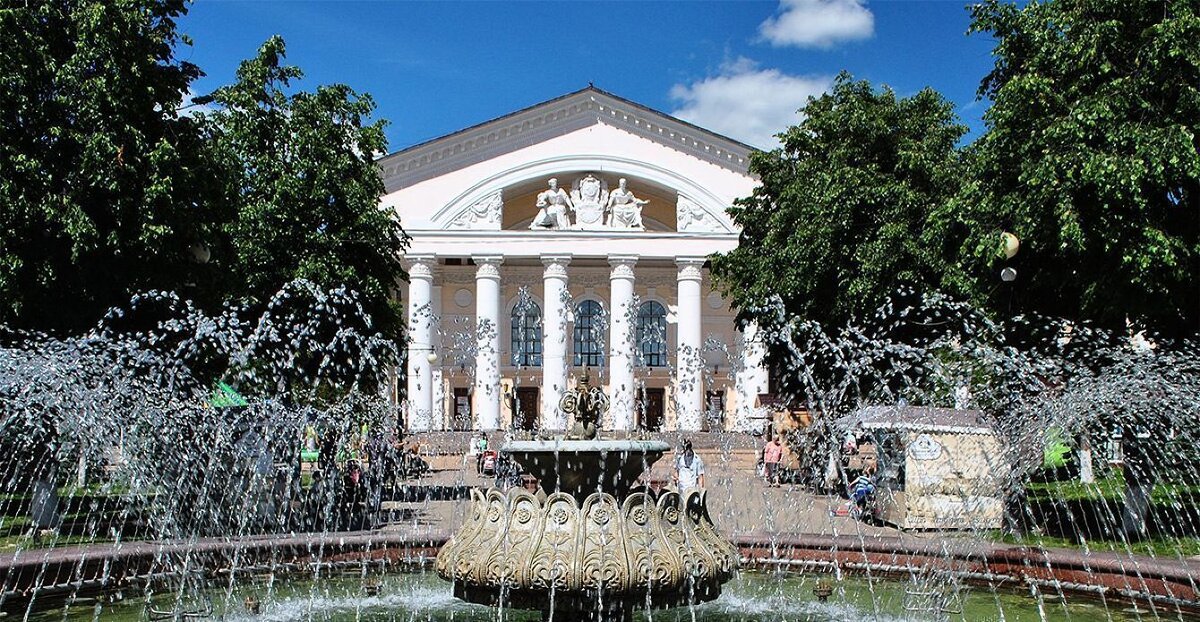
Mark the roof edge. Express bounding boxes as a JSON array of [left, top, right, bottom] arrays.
[[376, 86, 756, 191]]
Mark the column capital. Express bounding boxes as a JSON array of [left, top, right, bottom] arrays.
[[404, 254, 437, 280], [541, 254, 572, 279], [676, 256, 705, 282], [472, 255, 504, 280], [608, 254, 638, 280]]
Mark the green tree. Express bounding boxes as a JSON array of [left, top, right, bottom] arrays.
[[0, 0, 223, 335], [199, 36, 408, 340], [962, 0, 1199, 336], [711, 74, 975, 333]]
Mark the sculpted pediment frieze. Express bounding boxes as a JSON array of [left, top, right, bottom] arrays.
[[439, 173, 736, 234], [530, 174, 650, 232]]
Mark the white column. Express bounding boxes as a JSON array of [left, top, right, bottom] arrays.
[[473, 255, 504, 430], [608, 255, 638, 431], [736, 321, 771, 431], [675, 258, 705, 431], [404, 254, 436, 432], [541, 254, 571, 430]]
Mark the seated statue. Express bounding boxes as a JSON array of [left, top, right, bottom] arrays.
[[530, 178, 573, 230], [606, 178, 648, 229]]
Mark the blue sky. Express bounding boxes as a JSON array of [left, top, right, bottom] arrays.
[[181, 1, 1000, 151]]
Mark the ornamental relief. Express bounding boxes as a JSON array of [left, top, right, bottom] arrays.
[[449, 190, 504, 230], [435, 488, 734, 603], [676, 195, 728, 233]]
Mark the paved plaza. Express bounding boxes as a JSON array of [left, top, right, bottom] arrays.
[[378, 447, 914, 545]]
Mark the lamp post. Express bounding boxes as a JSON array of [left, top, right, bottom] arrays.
[[404, 345, 439, 431], [1000, 232, 1020, 313]]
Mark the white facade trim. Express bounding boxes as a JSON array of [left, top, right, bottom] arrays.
[[429, 154, 738, 233]]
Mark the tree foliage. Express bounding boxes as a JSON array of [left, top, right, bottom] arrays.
[[0, 3, 408, 351], [711, 74, 975, 333], [962, 0, 1199, 335], [0, 0, 222, 334], [199, 36, 407, 340]]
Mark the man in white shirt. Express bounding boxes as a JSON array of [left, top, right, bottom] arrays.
[[673, 441, 705, 492]]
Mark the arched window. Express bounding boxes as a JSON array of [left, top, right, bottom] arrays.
[[573, 300, 606, 368], [637, 301, 668, 367], [510, 301, 542, 366]]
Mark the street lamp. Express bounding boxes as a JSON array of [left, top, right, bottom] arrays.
[[1001, 232, 1020, 259], [412, 345, 438, 364], [1000, 231, 1019, 283]]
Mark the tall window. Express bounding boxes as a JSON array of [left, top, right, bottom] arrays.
[[510, 301, 542, 366], [573, 300, 605, 367], [637, 301, 668, 367]]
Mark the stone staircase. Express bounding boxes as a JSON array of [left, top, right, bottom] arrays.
[[409, 430, 765, 475]]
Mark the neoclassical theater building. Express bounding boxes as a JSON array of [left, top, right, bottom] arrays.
[[379, 87, 769, 433]]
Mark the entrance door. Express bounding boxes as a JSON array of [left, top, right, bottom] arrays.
[[515, 387, 539, 431], [638, 388, 665, 431], [705, 390, 726, 431], [452, 388, 472, 430]]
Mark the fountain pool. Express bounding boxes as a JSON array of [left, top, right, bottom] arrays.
[[23, 570, 1158, 622]]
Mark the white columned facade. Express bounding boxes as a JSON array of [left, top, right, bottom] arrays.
[[473, 255, 504, 430], [404, 254, 436, 432], [608, 255, 638, 430], [675, 257, 705, 430], [541, 254, 571, 429]]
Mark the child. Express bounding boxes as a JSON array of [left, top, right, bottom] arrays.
[[847, 464, 877, 520]]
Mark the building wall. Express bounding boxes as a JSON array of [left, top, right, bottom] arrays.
[[386, 94, 768, 433]]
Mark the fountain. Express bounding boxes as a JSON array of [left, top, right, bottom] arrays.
[[435, 369, 739, 620], [2, 285, 1198, 621]]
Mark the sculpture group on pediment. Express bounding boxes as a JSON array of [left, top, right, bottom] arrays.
[[529, 175, 647, 231]]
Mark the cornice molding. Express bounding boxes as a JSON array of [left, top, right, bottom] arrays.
[[378, 88, 754, 192]]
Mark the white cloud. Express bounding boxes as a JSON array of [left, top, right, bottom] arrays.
[[669, 59, 832, 149], [177, 87, 216, 118], [759, 0, 874, 49]]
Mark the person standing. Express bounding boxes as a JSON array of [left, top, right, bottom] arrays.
[[763, 435, 785, 487], [319, 428, 339, 476], [673, 441, 706, 492], [475, 433, 488, 474]]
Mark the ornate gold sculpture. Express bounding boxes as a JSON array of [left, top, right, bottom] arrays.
[[558, 367, 608, 440], [436, 370, 739, 619], [435, 488, 737, 614]]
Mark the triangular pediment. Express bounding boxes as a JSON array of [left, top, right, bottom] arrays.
[[378, 87, 754, 194]]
